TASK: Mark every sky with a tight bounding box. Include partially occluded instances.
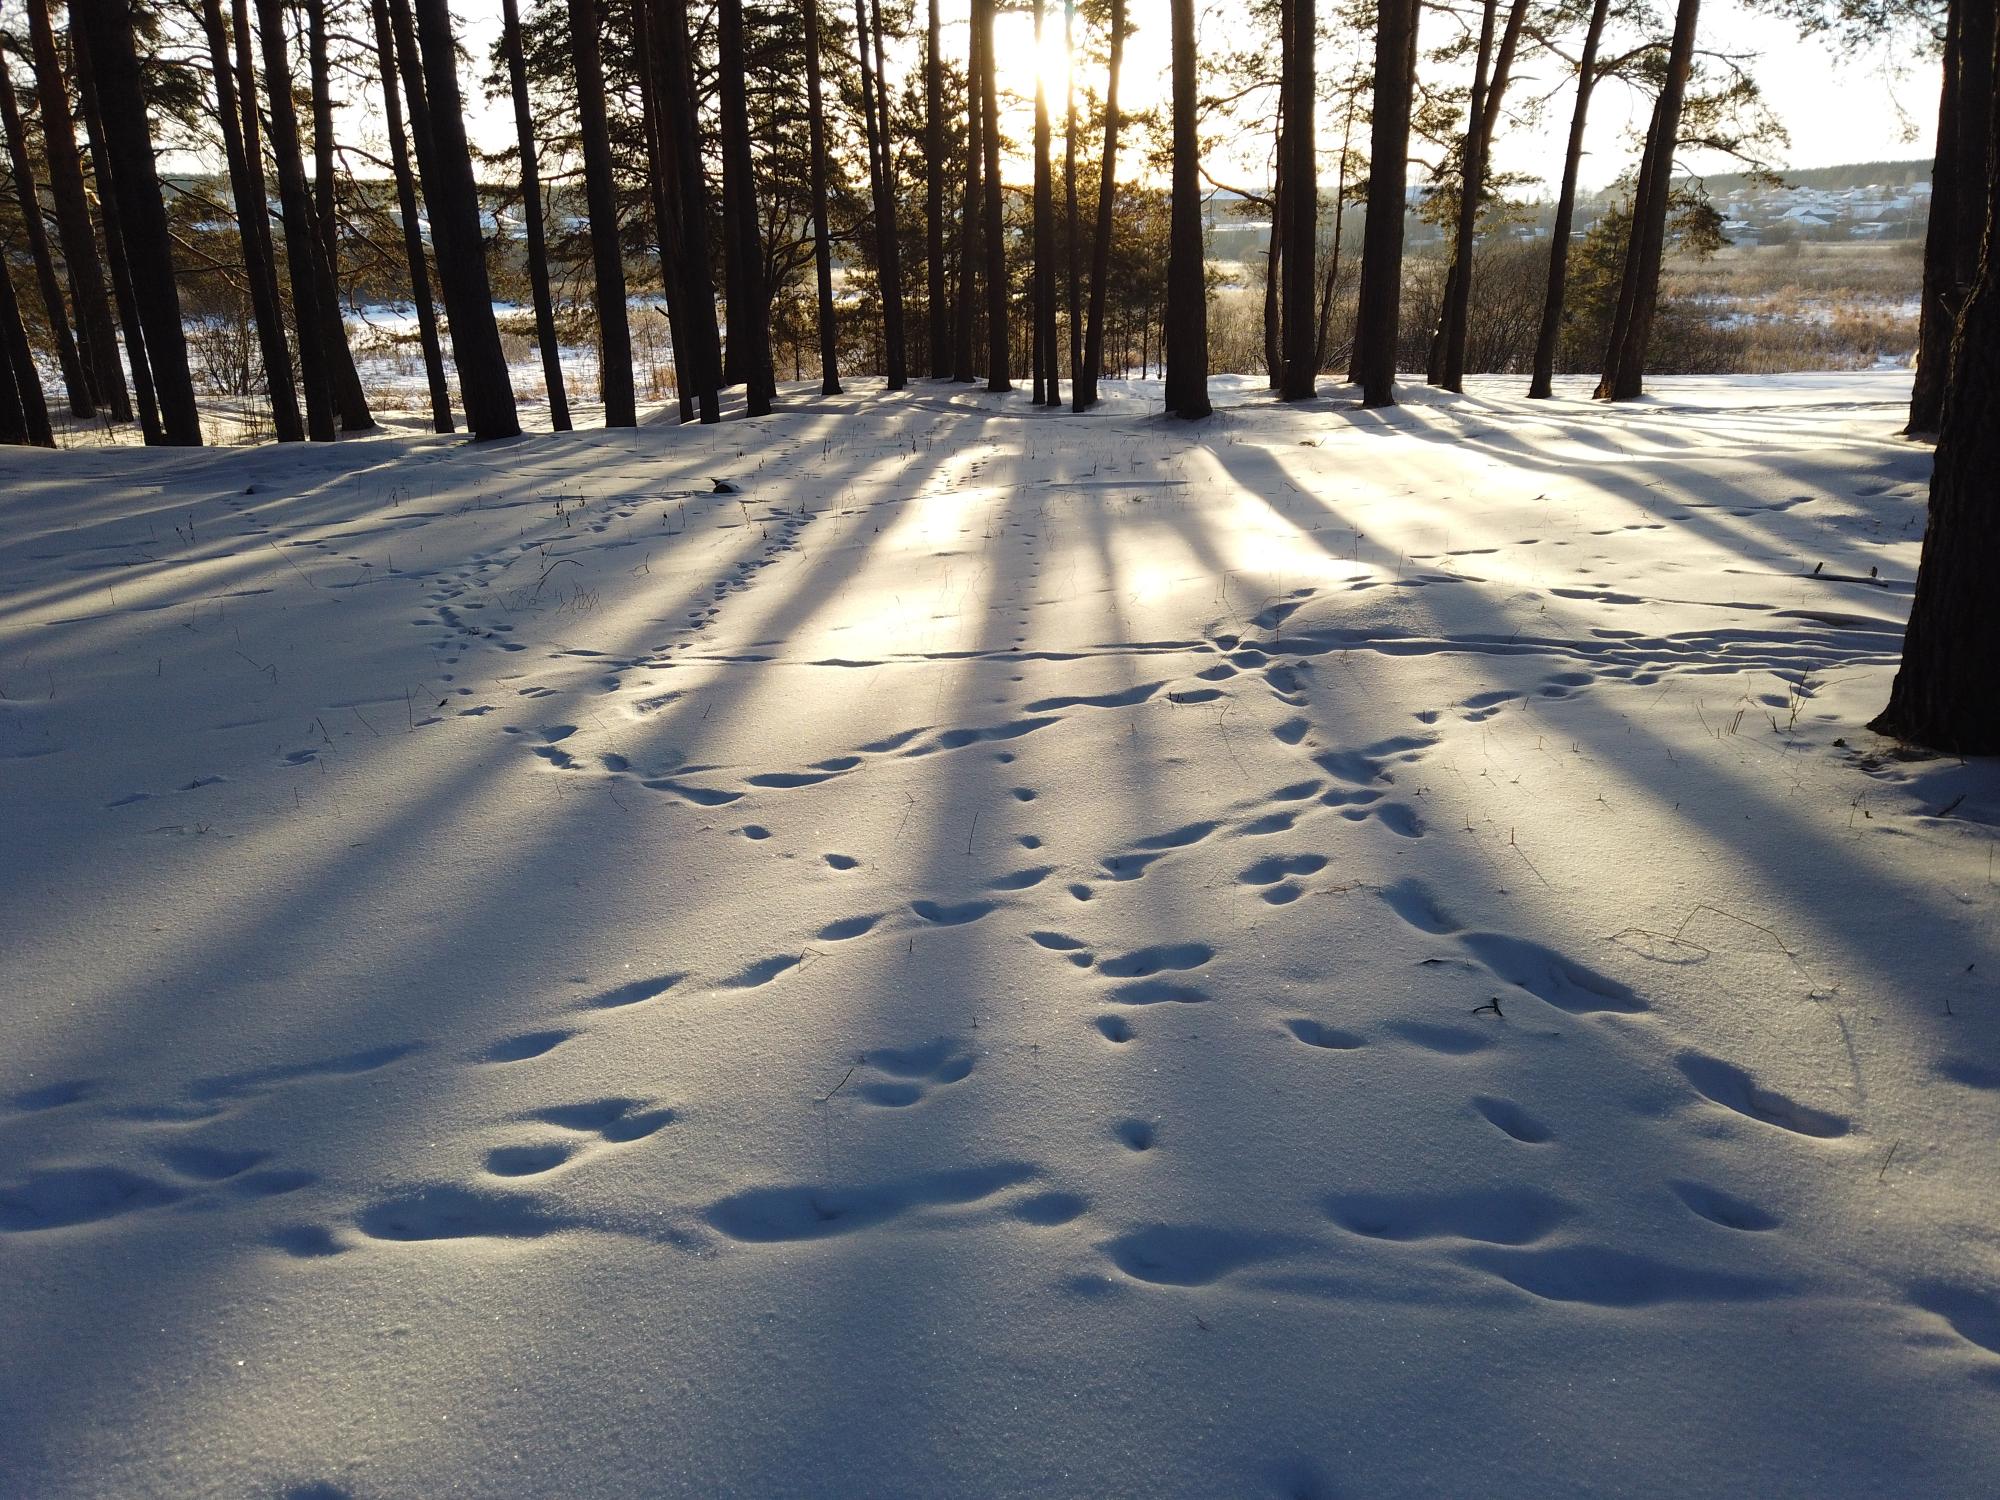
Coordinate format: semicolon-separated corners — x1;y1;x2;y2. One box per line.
443;0;1942;197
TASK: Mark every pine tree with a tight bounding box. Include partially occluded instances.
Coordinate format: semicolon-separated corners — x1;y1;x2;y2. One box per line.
804;0;842;394
1529;0;1612;400
1279;0;1316;400
0;53;88;416
1351;0;1419;407
1164;0;1209;418
1076;0;1125;411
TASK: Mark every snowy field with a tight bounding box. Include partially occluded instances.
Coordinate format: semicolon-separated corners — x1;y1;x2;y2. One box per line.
2;371;1996;1498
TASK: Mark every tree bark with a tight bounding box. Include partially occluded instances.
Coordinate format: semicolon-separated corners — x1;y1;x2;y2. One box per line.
72;0;199;445
1064;0;1080;394
258;0;338;439
368;0;452;431
860;0;908;387
1280;0;1316;398
570;0;636;425
1529;0;1610;399
1594;0;1700;401
498;0;569;429
25;0;126;421
804;0;841;393
926;0;949;376
306;0;338;276
199;0;305;441
1076;0;1123;410
0;54;88;416
655;0;722;422
980;0;1009;391
0;249;53;445
1033;0;1058;405
1351;0;1418;406
1872;11;2000;752
410;0;521;438
952;0;984;383
717;0;774;413
633;0;692;421
1164;0;1209;417
1910;0;1994;434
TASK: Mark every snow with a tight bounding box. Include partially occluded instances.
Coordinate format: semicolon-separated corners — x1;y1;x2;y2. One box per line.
2;371;1996;1498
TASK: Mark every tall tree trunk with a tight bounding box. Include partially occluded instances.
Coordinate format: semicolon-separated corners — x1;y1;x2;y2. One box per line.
1076;0;1124;410
1910;0;1994;434
1428;0;1498;388
199;0;305;441
655;0;722;422
1164;0;1209;417
72;20;158;442
501;0;569;428
72;0;199;445
1313;95;1354;369
1434;0;1529;391
0;250;53;446
258;0;338;439
1594;0;1700;401
926;0;948;376
1872;13;2000;752
411;0;521;438
1280;0;1316;398
306;0;338;275
980;0;1008;392
859;0;908;387
952;0;984;383
717;0;774;413
634;0;692;421
1528;0;1609;399
1064;0;1080;393
26;0;126;421
804;0;841;394
1033;0;1057;405
1351;0;1418;406
0;55;88;417
570;0;636;425
367;0;452;431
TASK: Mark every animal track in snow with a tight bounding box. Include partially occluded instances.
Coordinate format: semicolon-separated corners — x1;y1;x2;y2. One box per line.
910;898;995;926
1668;1180;1780;1231
1283;1018;1366;1051
0;1166;186;1232
355;1183;574;1242
1326;1186;1571;1245
1675;1051;1849;1138
1461;1244;1789;1307
1099;1224;1303;1287
1098;942;1213;979
703;1161;1040;1242
1471;1096;1551;1143
1908;1282;2000;1360
1460;932;1647;1015
579;972;686;1010
481;1029;576;1064
850;1037;976;1107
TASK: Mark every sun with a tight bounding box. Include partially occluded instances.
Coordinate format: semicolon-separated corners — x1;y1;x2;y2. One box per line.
987;5;1073;109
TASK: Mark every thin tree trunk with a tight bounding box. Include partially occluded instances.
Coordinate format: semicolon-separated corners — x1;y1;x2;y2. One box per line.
1280;0;1316;398
26;0;126;421
0;55;88;416
1529;0;1610;399
952;0;984;383
803;0;841;394
1033;0;1057;405
1076;0;1123;410
980;0;1008;392
1064;0;1080;393
411;0;521;438
1595;0;1700;401
570;0;636;425
656;0;722;422
1351;0;1418;406
717;0;774;413
368;0;452;431
307;0;338;275
499;0;569;428
258;0;338;439
0;250;53;445
73;21;158;441
1164;0;1209;417
864;0;907;386
1428;0;1498;387
1872;11;2000;751
1435;0;1529;391
926;0;948;376
1313;96;1354;369
200;0;305;441
634;0;692;421
72;1;198;444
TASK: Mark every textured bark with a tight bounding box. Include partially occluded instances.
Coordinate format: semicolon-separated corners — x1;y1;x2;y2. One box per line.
1529;0;1610;400
1164;0;1208;418
926;0;949;376
633;0;692;421
1873;15;2000;752
1075;0;1123;411
1032;0;1058;405
1064;0;1080;394
1351;0;1417;406
952;0;984;384
803;0;841;394
72;17;157;442
0;249;53;445
980;0;1008;392
30;0;126;420
306;0;337;276
411;0;520;438
717;0;774;412
655;0;722;422
257;0;337;439
857;0;907;387
570;0;636;425
1594;0;1700;401
498;0;569;429
200;0;305;441
1910;0;1994;434
368;0;452;432
0;53;88;416
1279;0;1316;399
72;0;199;445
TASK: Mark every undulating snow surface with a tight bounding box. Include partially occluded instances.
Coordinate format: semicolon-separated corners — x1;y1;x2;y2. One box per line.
2;372;1996;1498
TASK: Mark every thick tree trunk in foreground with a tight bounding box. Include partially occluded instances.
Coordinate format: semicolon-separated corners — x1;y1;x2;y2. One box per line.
570;0;636;425
200;0;305;442
73;0;199;445
1351;0;1418;406
1595;0;1700;401
1910;0;1994;434
411;0;520;438
0;251;53;445
1873;23;2000;753
501;0;569;429
1280;0;1316;399
1076;0;1124;410
654;0;722;422
1529;0;1610;399
0;55;88;416
717;0;774;413
1164;0;1209;418
952;0;985;384
368;0;452;432
27;0;127;421
633;0;691;421
927;0;949;376
980;0;1009;392
72;19;158;442
803;0;841;395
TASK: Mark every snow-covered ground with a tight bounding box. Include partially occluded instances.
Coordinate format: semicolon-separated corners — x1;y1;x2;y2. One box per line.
2;371;1996;1498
